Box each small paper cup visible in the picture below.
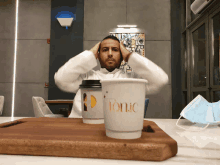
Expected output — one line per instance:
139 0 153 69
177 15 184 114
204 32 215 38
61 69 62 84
80 80 104 124
100 78 148 139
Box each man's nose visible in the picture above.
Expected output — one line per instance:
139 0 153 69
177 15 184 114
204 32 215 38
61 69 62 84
108 49 113 56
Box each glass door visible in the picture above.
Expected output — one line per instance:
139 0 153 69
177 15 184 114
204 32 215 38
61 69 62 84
189 17 210 101
209 6 220 102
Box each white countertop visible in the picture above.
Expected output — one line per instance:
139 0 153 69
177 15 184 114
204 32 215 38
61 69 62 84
0 117 219 165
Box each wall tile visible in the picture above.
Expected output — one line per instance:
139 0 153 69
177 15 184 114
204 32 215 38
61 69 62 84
145 84 172 118
14 83 47 117
16 40 50 83
145 41 171 84
127 0 171 40
17 0 51 39
0 83 13 116
0 0 16 39
0 0 50 118
0 39 15 82
84 0 126 41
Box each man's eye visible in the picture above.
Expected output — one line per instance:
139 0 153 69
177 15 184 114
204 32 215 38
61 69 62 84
113 48 119 51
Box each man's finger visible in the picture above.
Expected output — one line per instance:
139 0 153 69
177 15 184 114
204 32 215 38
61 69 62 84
120 41 126 49
96 42 101 50
96 42 101 47
120 41 123 48
90 42 101 59
120 42 127 51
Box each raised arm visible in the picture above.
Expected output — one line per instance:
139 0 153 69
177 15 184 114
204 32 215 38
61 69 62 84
120 42 169 95
54 42 101 93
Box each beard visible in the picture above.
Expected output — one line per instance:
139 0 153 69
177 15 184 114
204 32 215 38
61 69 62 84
106 63 116 71
99 56 121 72
106 66 116 72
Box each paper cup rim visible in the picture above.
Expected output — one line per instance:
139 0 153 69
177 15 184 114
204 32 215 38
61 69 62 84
100 78 148 84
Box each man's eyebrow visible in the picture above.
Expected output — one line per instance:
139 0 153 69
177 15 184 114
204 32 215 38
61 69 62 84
102 47 119 49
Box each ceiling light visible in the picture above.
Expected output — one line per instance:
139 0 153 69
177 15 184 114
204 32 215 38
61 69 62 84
117 25 137 28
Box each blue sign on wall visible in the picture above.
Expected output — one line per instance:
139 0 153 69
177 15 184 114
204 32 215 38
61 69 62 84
55 11 76 19
55 9 76 29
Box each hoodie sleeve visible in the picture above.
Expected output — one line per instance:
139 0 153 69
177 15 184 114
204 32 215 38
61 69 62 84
127 52 169 95
54 50 98 93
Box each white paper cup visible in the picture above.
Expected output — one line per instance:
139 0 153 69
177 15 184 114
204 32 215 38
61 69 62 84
80 80 104 124
100 78 148 139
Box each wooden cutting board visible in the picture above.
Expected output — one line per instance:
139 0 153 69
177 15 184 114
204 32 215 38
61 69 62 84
0 117 177 161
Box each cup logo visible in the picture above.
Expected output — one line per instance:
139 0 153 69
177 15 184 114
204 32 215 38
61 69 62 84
83 93 97 111
107 99 138 113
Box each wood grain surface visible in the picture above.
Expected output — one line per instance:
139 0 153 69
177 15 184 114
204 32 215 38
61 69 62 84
0 117 178 161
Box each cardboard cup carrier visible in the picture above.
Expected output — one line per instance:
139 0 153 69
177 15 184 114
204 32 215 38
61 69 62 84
100 78 148 139
79 80 104 124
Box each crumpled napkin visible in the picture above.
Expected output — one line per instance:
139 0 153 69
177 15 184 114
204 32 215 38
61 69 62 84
176 123 220 148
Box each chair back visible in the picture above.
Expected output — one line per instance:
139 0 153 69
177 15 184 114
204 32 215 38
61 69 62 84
144 98 149 118
0 96 4 115
32 96 53 117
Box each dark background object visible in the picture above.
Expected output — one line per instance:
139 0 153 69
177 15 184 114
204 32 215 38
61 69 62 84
48 0 84 114
171 0 183 119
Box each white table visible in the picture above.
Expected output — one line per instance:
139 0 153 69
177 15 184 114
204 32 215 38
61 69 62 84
0 117 219 165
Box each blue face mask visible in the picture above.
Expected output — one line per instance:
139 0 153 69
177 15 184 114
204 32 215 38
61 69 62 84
176 95 220 132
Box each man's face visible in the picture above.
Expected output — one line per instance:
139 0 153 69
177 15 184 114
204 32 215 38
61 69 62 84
98 39 122 72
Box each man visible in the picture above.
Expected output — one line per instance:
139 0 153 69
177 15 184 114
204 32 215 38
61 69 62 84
54 35 169 118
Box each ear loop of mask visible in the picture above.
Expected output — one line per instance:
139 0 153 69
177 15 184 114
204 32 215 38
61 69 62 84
176 116 210 132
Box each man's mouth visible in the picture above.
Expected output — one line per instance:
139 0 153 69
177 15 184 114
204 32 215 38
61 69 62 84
107 59 114 62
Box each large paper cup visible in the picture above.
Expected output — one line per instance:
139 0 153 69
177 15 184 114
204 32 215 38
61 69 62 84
100 78 148 139
79 80 104 124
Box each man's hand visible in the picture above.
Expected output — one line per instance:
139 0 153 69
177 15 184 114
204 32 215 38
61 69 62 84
120 41 131 62
90 42 101 59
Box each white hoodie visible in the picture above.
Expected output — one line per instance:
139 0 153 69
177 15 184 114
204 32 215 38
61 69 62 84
54 50 169 118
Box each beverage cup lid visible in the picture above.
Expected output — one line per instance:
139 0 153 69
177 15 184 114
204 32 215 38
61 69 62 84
79 80 101 88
